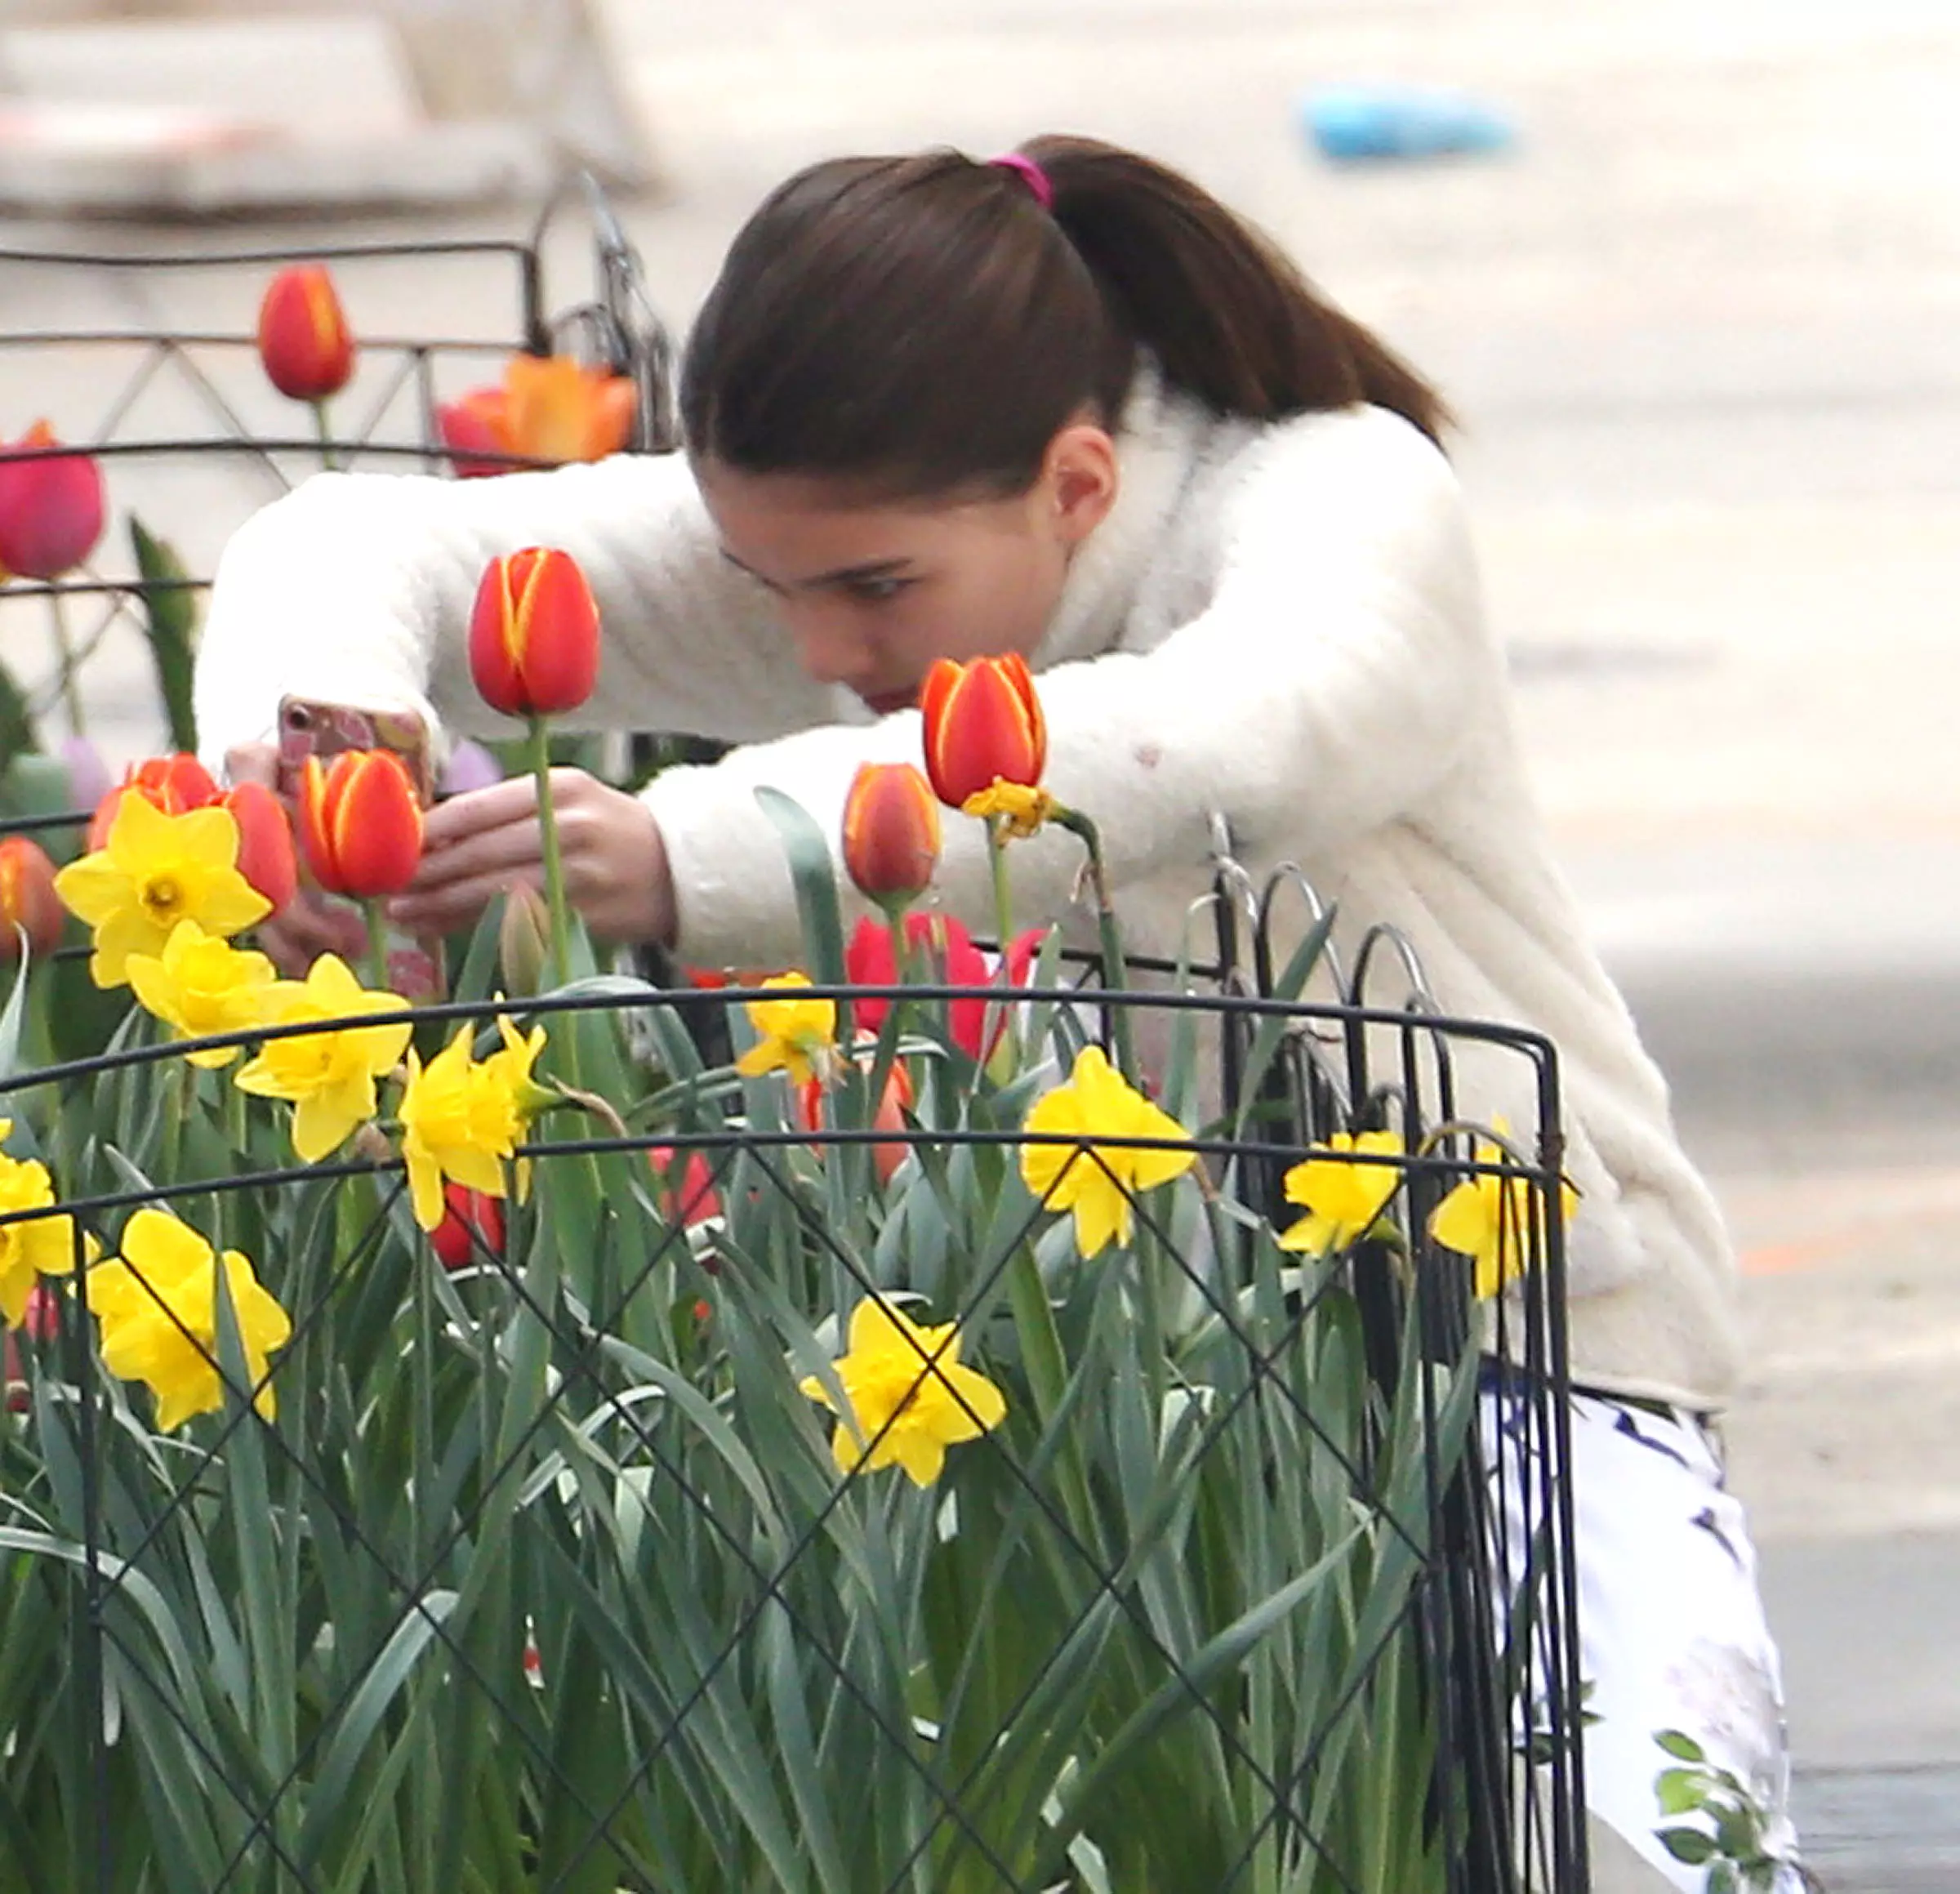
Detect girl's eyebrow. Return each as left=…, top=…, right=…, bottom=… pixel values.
left=719, top=549, right=915, bottom=590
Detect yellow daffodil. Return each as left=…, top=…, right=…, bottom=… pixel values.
left=126, top=919, right=279, bottom=1067
left=734, top=974, right=837, bottom=1087
left=800, top=1296, right=1006, bottom=1487
left=1276, top=1130, right=1407, bottom=1254
left=85, top=1208, right=291, bottom=1429
left=399, top=1015, right=550, bottom=1231
left=1428, top=1127, right=1580, bottom=1299
left=1019, top=1045, right=1197, bottom=1259
left=960, top=781, right=1058, bottom=840
left=232, top=954, right=412, bottom=1163
left=53, top=794, right=270, bottom=987
left=0, top=1121, right=86, bottom=1326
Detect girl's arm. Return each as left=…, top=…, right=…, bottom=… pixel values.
left=192, top=452, right=833, bottom=771
left=638, top=408, right=1493, bottom=969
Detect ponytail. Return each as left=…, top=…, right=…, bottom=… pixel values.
left=680, top=134, right=1448, bottom=502
left=1024, top=135, right=1450, bottom=444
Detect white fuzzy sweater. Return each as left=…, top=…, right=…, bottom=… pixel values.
left=194, top=378, right=1742, bottom=1410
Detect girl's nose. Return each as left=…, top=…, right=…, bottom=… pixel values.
left=784, top=603, right=877, bottom=690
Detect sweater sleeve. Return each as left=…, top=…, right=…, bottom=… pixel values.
left=642, top=408, right=1495, bottom=969
left=1033, top=408, right=1494, bottom=883
left=192, top=452, right=831, bottom=770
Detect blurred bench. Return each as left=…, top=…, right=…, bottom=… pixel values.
left=0, top=0, right=657, bottom=202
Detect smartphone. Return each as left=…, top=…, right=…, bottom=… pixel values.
left=275, top=695, right=445, bottom=1000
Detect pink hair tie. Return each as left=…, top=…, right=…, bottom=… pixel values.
left=988, top=152, right=1054, bottom=212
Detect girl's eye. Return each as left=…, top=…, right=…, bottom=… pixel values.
left=844, top=576, right=912, bottom=604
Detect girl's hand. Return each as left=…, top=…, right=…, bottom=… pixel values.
left=223, top=742, right=370, bottom=975
left=389, top=767, right=676, bottom=945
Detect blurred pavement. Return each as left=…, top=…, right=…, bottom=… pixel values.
left=4, top=2, right=1958, bottom=1882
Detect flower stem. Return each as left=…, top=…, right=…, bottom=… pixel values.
left=311, top=399, right=338, bottom=472
left=984, top=818, right=1015, bottom=955
left=526, top=715, right=573, bottom=986
left=47, top=590, right=86, bottom=738
left=362, top=899, right=390, bottom=992
left=1056, top=806, right=1135, bottom=1079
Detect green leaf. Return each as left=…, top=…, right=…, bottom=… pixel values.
left=1655, top=1727, right=1708, bottom=1763
left=128, top=515, right=200, bottom=753
left=1655, top=1766, right=1705, bottom=1816
left=0, top=657, right=38, bottom=774
left=293, top=1590, right=460, bottom=1870
left=754, top=785, right=846, bottom=987
left=1657, top=1825, right=1717, bottom=1865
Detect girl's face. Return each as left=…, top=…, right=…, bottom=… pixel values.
left=695, top=422, right=1118, bottom=715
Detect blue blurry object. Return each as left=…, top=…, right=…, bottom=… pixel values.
left=1303, top=85, right=1516, bottom=163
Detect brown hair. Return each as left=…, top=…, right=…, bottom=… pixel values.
left=679, top=134, right=1449, bottom=500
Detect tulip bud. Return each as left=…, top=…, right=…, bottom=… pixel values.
left=221, top=781, right=298, bottom=916
left=430, top=1183, right=505, bottom=1271
left=0, top=422, right=105, bottom=581
left=256, top=265, right=357, bottom=403
left=468, top=547, right=602, bottom=719
left=840, top=762, right=941, bottom=910
left=917, top=653, right=1047, bottom=810
left=297, top=750, right=423, bottom=899
left=0, top=837, right=65, bottom=962
left=497, top=881, right=552, bottom=996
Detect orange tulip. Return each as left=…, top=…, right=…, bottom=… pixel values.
left=841, top=762, right=941, bottom=908
left=256, top=265, right=356, bottom=403
left=223, top=782, right=298, bottom=917
left=918, top=653, right=1047, bottom=812
left=468, top=546, right=601, bottom=718
left=0, top=837, right=65, bottom=961
left=87, top=757, right=296, bottom=916
left=0, top=422, right=105, bottom=582
left=429, top=1183, right=505, bottom=1272
left=435, top=354, right=635, bottom=477
left=297, top=750, right=423, bottom=899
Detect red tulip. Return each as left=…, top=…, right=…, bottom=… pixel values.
left=430, top=1184, right=505, bottom=1271
left=844, top=913, right=1045, bottom=1062
left=223, top=782, right=298, bottom=916
left=0, top=421, right=105, bottom=581
left=0, top=836, right=65, bottom=961
left=256, top=265, right=357, bottom=403
left=20, top=1283, right=61, bottom=1343
left=434, top=389, right=512, bottom=479
left=468, top=547, right=601, bottom=718
left=841, top=762, right=940, bottom=908
left=298, top=749, right=423, bottom=899
left=87, top=756, right=213, bottom=850
left=918, top=653, right=1046, bottom=811
left=648, top=1147, right=723, bottom=1229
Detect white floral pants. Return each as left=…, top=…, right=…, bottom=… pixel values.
left=1486, top=1384, right=1807, bottom=1892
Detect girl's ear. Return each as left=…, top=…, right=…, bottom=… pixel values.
left=1040, top=421, right=1120, bottom=547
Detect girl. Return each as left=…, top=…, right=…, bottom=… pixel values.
left=194, top=136, right=1801, bottom=1888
